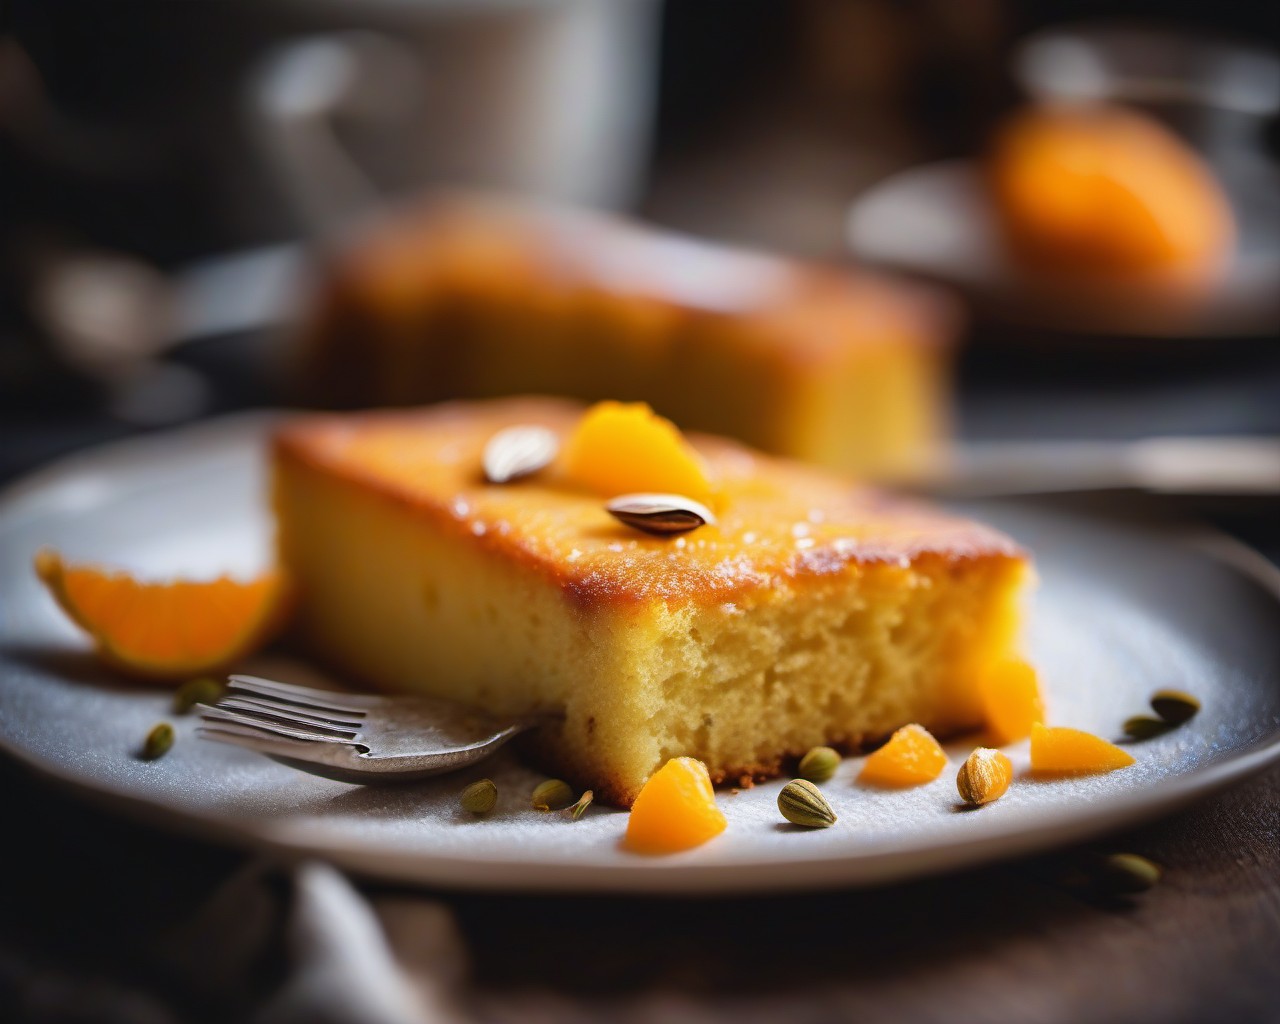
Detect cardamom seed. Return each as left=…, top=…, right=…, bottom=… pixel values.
left=605, top=493, right=716, bottom=535
left=460, top=779, right=498, bottom=815
left=1150, top=689, right=1200, bottom=726
left=173, top=676, right=225, bottom=715
left=956, top=747, right=1013, bottom=806
left=1098, top=852, right=1162, bottom=894
left=141, top=722, right=174, bottom=761
left=777, top=779, right=836, bottom=828
left=531, top=778, right=574, bottom=811
left=568, top=789, right=594, bottom=821
left=482, top=426, right=559, bottom=484
left=797, top=746, right=840, bottom=783
left=1123, top=715, right=1171, bottom=741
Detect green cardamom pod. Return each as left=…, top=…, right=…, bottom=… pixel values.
left=173, top=677, right=225, bottom=715
left=531, top=779, right=574, bottom=811
left=1123, top=715, right=1171, bottom=741
left=141, top=722, right=174, bottom=761
left=569, top=789, right=594, bottom=821
left=777, top=779, right=836, bottom=828
left=797, top=746, right=840, bottom=783
left=1150, top=689, right=1200, bottom=726
left=1098, top=853, right=1162, bottom=894
left=460, top=779, right=498, bottom=815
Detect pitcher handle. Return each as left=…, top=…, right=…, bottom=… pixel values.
left=250, top=31, right=425, bottom=241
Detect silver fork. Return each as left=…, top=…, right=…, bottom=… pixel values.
left=196, top=675, right=546, bottom=784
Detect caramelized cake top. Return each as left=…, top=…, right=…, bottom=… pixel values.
left=274, top=398, right=1024, bottom=609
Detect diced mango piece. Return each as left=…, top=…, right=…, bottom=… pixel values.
left=980, top=658, right=1045, bottom=744
left=1029, top=723, right=1135, bottom=776
left=625, top=756, right=727, bottom=854
left=859, top=723, right=947, bottom=787
left=561, top=401, right=717, bottom=508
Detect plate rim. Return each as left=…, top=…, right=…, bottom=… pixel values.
left=4, top=412, right=1280, bottom=895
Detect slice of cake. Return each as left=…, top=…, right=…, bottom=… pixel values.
left=273, top=398, right=1030, bottom=807
left=292, top=194, right=956, bottom=481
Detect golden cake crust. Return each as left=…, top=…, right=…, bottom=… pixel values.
left=274, top=397, right=1023, bottom=613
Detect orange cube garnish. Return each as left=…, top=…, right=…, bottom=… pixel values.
left=624, top=756, right=727, bottom=854
left=35, top=548, right=290, bottom=683
left=1029, top=723, right=1135, bottom=776
left=979, top=658, right=1045, bottom=744
left=859, top=723, right=947, bottom=787
left=560, top=401, right=717, bottom=508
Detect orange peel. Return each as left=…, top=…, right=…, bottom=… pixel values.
left=34, top=547, right=291, bottom=683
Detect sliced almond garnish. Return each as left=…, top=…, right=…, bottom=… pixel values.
left=482, top=426, right=559, bottom=484
left=605, top=493, right=716, bottom=535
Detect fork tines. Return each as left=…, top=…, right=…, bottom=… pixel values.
left=197, top=675, right=369, bottom=748
left=227, top=675, right=371, bottom=716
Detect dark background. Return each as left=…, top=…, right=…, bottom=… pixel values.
left=2, top=0, right=1279, bottom=479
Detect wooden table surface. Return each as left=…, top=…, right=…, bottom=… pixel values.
left=3, top=751, right=1278, bottom=1023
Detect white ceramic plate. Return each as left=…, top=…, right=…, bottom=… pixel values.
left=3, top=414, right=1279, bottom=893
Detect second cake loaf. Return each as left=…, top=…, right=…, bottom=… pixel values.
left=293, top=195, right=957, bottom=481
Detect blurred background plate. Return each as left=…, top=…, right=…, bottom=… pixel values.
left=2, top=414, right=1280, bottom=894
left=847, top=19, right=1280, bottom=350
left=846, top=158, right=1280, bottom=344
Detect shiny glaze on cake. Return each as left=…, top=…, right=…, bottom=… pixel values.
left=274, top=397, right=1023, bottom=612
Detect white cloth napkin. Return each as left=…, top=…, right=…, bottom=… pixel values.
left=180, top=861, right=471, bottom=1024
left=6, top=861, right=472, bottom=1024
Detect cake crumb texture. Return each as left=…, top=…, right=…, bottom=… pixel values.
left=274, top=398, right=1030, bottom=806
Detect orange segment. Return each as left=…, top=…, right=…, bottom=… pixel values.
left=989, top=103, right=1234, bottom=284
left=980, top=657, right=1045, bottom=744
left=34, top=548, right=291, bottom=683
left=624, top=756, right=727, bottom=854
left=560, top=401, right=717, bottom=508
left=1029, top=723, right=1135, bottom=776
left=859, top=723, right=947, bottom=787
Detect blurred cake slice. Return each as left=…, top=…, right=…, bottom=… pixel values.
left=273, top=398, right=1029, bottom=807
left=293, top=195, right=956, bottom=481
